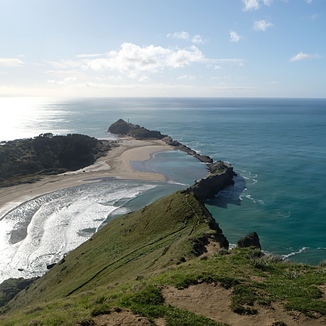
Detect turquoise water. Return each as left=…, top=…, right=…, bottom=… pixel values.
left=1, top=97, right=326, bottom=266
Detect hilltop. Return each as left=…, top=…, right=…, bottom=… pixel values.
left=1, top=190, right=326, bottom=326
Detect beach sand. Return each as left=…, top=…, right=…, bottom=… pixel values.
left=0, top=138, right=173, bottom=218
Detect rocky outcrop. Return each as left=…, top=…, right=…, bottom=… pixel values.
left=108, top=119, right=167, bottom=140
left=237, top=232, right=261, bottom=249
left=162, top=136, right=213, bottom=164
left=108, top=119, right=213, bottom=163
left=187, top=161, right=236, bottom=201
left=109, top=119, right=236, bottom=200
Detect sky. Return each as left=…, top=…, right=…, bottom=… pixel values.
left=0, top=0, right=325, bottom=98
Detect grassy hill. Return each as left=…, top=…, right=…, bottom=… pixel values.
left=1, top=190, right=326, bottom=326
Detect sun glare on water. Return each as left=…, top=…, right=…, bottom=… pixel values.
left=0, top=97, right=54, bottom=141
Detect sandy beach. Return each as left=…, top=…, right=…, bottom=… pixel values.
left=0, top=138, right=173, bottom=218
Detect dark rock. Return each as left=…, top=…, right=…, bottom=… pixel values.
left=187, top=162, right=236, bottom=201
left=47, top=263, right=56, bottom=270
left=108, top=119, right=236, bottom=201
left=108, top=119, right=131, bottom=135
left=237, top=232, right=261, bottom=249
left=162, top=136, right=213, bottom=163
left=108, top=119, right=166, bottom=140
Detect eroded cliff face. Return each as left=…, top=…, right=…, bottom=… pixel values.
left=188, top=161, right=236, bottom=201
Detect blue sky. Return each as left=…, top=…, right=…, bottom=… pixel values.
left=0, top=0, right=325, bottom=97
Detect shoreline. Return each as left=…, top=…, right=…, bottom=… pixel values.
left=0, top=137, right=173, bottom=218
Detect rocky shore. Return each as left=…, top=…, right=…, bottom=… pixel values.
left=109, top=119, right=236, bottom=200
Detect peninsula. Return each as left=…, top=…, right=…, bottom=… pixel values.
left=0, top=121, right=326, bottom=325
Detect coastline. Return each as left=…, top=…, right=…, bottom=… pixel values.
left=0, top=137, right=173, bottom=218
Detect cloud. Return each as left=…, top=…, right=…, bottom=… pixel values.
left=82, top=43, right=208, bottom=77
left=290, top=52, right=321, bottom=61
left=167, top=32, right=204, bottom=44
left=0, top=58, right=24, bottom=67
left=243, top=0, right=260, bottom=10
left=253, top=20, right=273, bottom=31
left=230, top=31, right=241, bottom=42
left=242, top=0, right=273, bottom=10
left=44, top=43, right=245, bottom=84
left=306, top=0, right=313, bottom=3
left=191, top=35, right=204, bottom=44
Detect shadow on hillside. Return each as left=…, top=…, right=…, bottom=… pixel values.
left=206, top=174, right=246, bottom=209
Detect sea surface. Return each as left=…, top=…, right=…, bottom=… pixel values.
left=0, top=97, right=325, bottom=282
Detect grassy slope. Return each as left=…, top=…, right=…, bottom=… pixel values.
left=4, top=191, right=224, bottom=310
left=1, top=190, right=326, bottom=326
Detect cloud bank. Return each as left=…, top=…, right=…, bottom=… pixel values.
left=84, top=43, right=208, bottom=77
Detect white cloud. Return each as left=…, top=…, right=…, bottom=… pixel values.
left=0, top=58, right=24, bottom=67
left=167, top=31, right=189, bottom=40
left=82, top=43, right=208, bottom=77
left=230, top=31, right=241, bottom=42
left=306, top=0, right=313, bottom=3
left=167, top=32, right=204, bottom=44
left=290, top=52, right=321, bottom=61
left=191, top=35, right=204, bottom=44
left=243, top=0, right=260, bottom=10
left=242, top=0, right=273, bottom=10
left=253, top=20, right=273, bottom=31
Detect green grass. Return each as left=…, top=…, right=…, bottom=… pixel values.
left=2, top=191, right=226, bottom=310
left=1, top=247, right=326, bottom=325
left=0, top=190, right=325, bottom=325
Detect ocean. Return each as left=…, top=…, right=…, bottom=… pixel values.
left=0, top=97, right=325, bottom=282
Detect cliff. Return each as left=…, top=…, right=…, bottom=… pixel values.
left=188, top=161, right=236, bottom=200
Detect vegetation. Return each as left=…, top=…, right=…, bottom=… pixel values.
left=0, top=190, right=325, bottom=325
left=0, top=134, right=111, bottom=187
left=0, top=278, right=36, bottom=307
left=108, top=119, right=166, bottom=140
